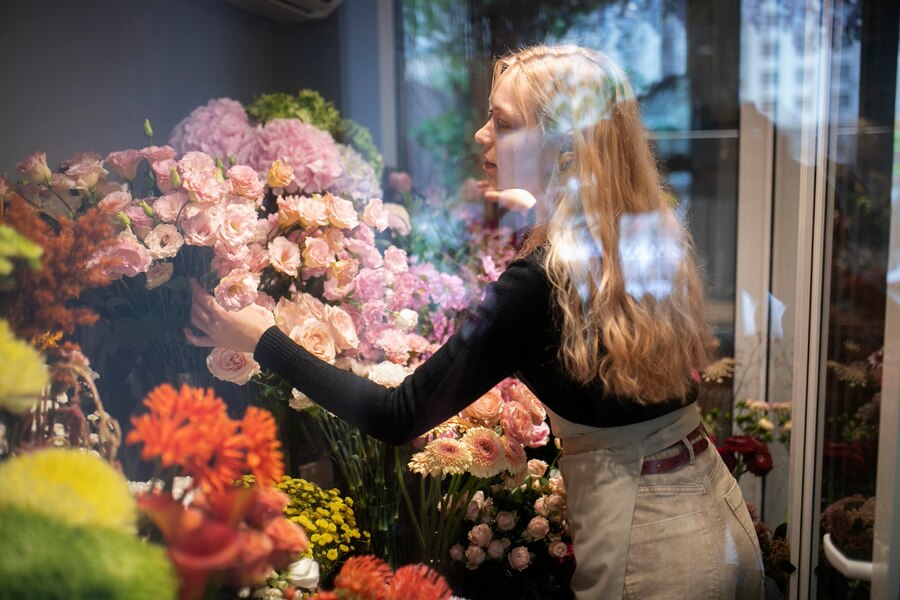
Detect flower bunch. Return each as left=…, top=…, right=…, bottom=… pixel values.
left=311, top=555, right=451, bottom=600
left=445, top=463, right=573, bottom=597
left=716, top=434, right=774, bottom=478
left=733, top=398, right=791, bottom=446
left=127, top=383, right=284, bottom=492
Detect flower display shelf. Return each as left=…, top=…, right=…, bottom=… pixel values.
left=823, top=533, right=873, bottom=581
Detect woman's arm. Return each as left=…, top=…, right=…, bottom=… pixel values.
left=252, top=258, right=550, bottom=445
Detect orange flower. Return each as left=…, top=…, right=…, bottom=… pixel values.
left=264, top=516, right=309, bottom=571
left=387, top=564, right=451, bottom=600
left=239, top=406, right=285, bottom=485
left=333, top=555, right=391, bottom=600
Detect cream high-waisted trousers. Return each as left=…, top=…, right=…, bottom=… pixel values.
left=548, top=403, right=765, bottom=599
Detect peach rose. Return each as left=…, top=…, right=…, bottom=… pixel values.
left=467, top=523, right=493, bottom=548
left=303, top=237, right=333, bottom=269
left=462, top=388, right=503, bottom=427
left=526, top=516, right=549, bottom=540
left=206, top=347, right=261, bottom=385
left=507, top=381, right=546, bottom=425
left=495, top=511, right=516, bottom=532
left=267, top=159, right=294, bottom=188
left=465, top=545, right=486, bottom=569
left=295, top=292, right=326, bottom=320
left=326, top=193, right=359, bottom=229
left=289, top=319, right=336, bottom=364
left=508, top=546, right=531, bottom=571
left=324, top=304, right=359, bottom=351
left=527, top=459, right=548, bottom=478
left=501, top=400, right=533, bottom=445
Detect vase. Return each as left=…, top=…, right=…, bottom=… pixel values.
left=354, top=500, right=419, bottom=568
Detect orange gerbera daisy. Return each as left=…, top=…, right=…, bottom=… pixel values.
left=333, top=555, right=391, bottom=600
left=239, top=407, right=285, bottom=486
left=387, top=564, right=451, bottom=600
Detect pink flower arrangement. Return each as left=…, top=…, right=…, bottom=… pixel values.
left=245, top=119, right=342, bottom=194
left=170, top=98, right=256, bottom=162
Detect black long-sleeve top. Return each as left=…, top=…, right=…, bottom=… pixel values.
left=253, top=251, right=695, bottom=445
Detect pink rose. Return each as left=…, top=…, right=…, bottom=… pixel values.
left=527, top=422, right=551, bottom=448
left=151, top=159, right=177, bottom=193
left=207, top=347, right=261, bottom=385
left=507, top=382, right=547, bottom=425
left=362, top=198, right=389, bottom=231
left=153, top=191, right=189, bottom=223
left=123, top=204, right=154, bottom=240
left=487, top=539, right=506, bottom=559
left=508, top=546, right=531, bottom=571
left=462, top=389, right=503, bottom=427
left=268, top=236, right=301, bottom=277
left=534, top=497, right=549, bottom=517
left=527, top=459, right=548, bottom=478
left=289, top=319, right=336, bottom=364
left=383, top=246, right=408, bottom=275
left=91, top=232, right=152, bottom=279
left=501, top=401, right=534, bottom=445
left=105, top=149, right=143, bottom=180
left=145, top=261, right=174, bottom=290
left=326, top=194, right=359, bottom=229
left=465, top=491, right=485, bottom=521
left=182, top=209, right=220, bottom=246
left=546, top=494, right=566, bottom=513
left=449, top=544, right=465, bottom=562
left=502, top=436, right=528, bottom=474
left=388, top=171, right=412, bottom=193
left=215, top=269, right=259, bottom=312
left=297, top=195, right=330, bottom=227
left=324, top=305, right=359, bottom=351
left=140, top=145, right=177, bottom=163
left=384, top=202, right=412, bottom=235
left=467, top=523, right=493, bottom=548
left=352, top=268, right=385, bottom=301
left=144, top=224, right=184, bottom=260
left=296, top=293, right=326, bottom=320
left=16, top=152, right=52, bottom=184
left=303, top=237, right=333, bottom=269
left=98, top=190, right=132, bottom=215
left=549, top=475, right=566, bottom=496
left=548, top=540, right=568, bottom=560
left=465, top=545, right=486, bottom=570
left=227, top=165, right=265, bottom=200
left=495, top=511, right=516, bottom=532
left=526, top=516, right=550, bottom=541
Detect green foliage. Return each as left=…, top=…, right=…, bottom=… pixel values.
left=247, top=90, right=343, bottom=135
left=0, top=506, right=177, bottom=600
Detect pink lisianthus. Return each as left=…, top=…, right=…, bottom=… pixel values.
left=275, top=194, right=302, bottom=228
left=322, top=227, right=345, bottom=253
left=302, top=237, right=333, bottom=269
left=246, top=119, right=342, bottom=193
left=254, top=214, right=279, bottom=246
left=361, top=198, right=389, bottom=231
left=144, top=224, right=184, bottom=260
left=105, top=149, right=144, bottom=181
left=500, top=401, right=533, bottom=446
left=140, top=145, right=177, bottom=164
left=145, top=261, right=174, bottom=290
left=268, top=236, right=302, bottom=278
left=182, top=208, right=221, bottom=246
left=207, top=347, right=261, bottom=385
left=169, top=98, right=255, bottom=162
left=297, top=194, right=330, bottom=227
left=324, top=305, right=359, bottom=351
left=153, top=191, right=189, bottom=223
left=151, top=159, right=178, bottom=193
left=90, top=231, right=152, bottom=279
left=353, top=268, right=385, bottom=302
left=226, top=164, right=265, bottom=201
left=219, top=203, right=258, bottom=248
left=326, top=194, right=359, bottom=229
left=323, top=276, right=353, bottom=301
left=64, top=152, right=108, bottom=192
left=330, top=259, right=359, bottom=288
left=215, top=270, right=260, bottom=311
left=16, top=151, right=52, bottom=184
left=245, top=243, right=271, bottom=274
left=527, top=422, right=551, bottom=448
left=384, top=202, right=412, bottom=235
left=97, top=190, right=133, bottom=215
left=123, top=204, right=155, bottom=240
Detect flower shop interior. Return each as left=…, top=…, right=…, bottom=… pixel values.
left=1, top=0, right=899, bottom=599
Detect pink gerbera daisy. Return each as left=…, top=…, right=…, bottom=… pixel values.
left=462, top=427, right=507, bottom=479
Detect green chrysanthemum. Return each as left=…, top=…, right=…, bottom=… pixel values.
left=0, top=448, right=136, bottom=533
left=0, top=319, right=46, bottom=414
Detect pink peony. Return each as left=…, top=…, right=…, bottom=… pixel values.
left=145, top=261, right=174, bottom=290
left=246, top=119, right=342, bottom=193
left=289, top=319, right=336, bottom=364
left=169, top=98, right=255, bottom=162
left=151, top=158, right=177, bottom=193
left=501, top=401, right=534, bottom=446
left=268, top=236, right=302, bottom=278
left=467, top=523, right=493, bottom=548
left=140, top=145, right=177, bottom=163
left=181, top=208, right=220, bottom=246
left=508, top=546, right=532, bottom=571
left=326, top=193, right=359, bottom=229
left=153, top=191, right=189, bottom=223
left=215, top=270, right=260, bottom=312
left=384, top=202, right=412, bottom=235
left=144, top=224, right=184, bottom=260
left=495, top=511, right=516, bottom=532
left=302, top=237, right=333, bottom=269
left=352, top=268, right=385, bottom=302
left=465, top=545, right=486, bottom=570
left=526, top=516, right=550, bottom=541
left=462, top=389, right=503, bottom=427
left=361, top=198, right=389, bottom=231
left=226, top=165, right=265, bottom=200
left=324, top=305, right=359, bottom=351
left=16, top=152, right=52, bottom=184
left=91, top=232, right=152, bottom=279
left=207, top=347, right=261, bottom=385
left=98, top=190, right=132, bottom=215
left=105, top=149, right=143, bottom=181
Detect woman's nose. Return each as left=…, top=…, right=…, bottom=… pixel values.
left=474, top=119, right=492, bottom=145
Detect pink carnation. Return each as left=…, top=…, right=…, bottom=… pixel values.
left=353, top=268, right=385, bottom=302
left=105, top=149, right=144, bottom=181
left=246, top=119, right=341, bottom=193
left=169, top=98, right=255, bottom=162
left=215, top=270, right=259, bottom=312
left=375, top=329, right=410, bottom=364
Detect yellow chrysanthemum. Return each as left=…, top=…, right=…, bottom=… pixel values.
left=0, top=319, right=47, bottom=414
left=0, top=448, right=136, bottom=533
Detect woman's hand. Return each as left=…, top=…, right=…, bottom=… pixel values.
left=481, top=186, right=537, bottom=212
left=184, top=280, right=274, bottom=354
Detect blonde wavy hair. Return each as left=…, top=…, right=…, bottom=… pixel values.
left=498, top=45, right=715, bottom=403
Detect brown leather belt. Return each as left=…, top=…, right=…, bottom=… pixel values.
left=640, top=425, right=708, bottom=475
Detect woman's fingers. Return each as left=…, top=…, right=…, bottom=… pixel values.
left=183, top=327, right=216, bottom=348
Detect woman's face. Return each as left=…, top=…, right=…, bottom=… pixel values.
left=474, top=73, right=550, bottom=198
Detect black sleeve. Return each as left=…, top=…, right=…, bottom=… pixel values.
left=252, top=258, right=549, bottom=445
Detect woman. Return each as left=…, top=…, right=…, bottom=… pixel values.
left=187, top=44, right=764, bottom=599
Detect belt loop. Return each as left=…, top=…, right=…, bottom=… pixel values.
left=682, top=436, right=695, bottom=464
